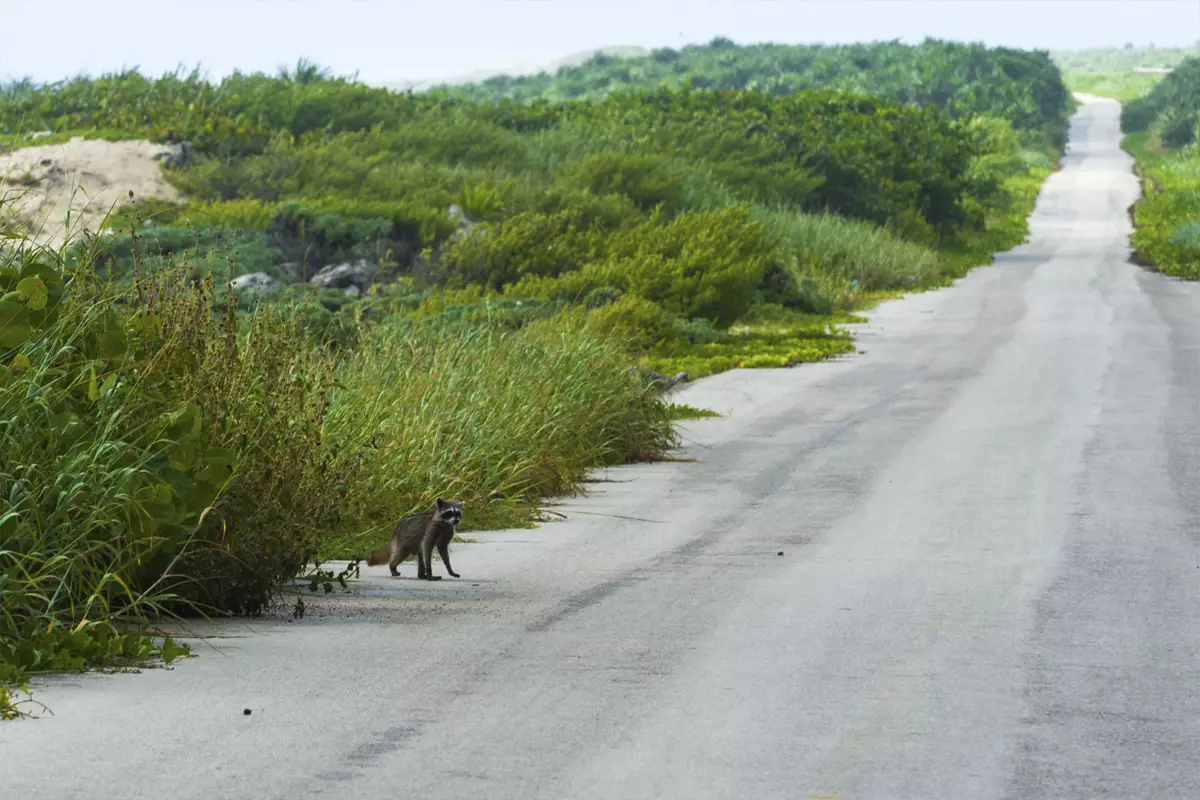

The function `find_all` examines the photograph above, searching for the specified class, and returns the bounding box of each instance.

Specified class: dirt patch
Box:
[0,137,185,247]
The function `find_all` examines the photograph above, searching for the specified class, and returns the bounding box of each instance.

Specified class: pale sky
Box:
[1,0,1197,86]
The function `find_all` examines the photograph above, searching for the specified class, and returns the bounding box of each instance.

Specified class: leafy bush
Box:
[559,151,690,213]
[441,38,1071,150]
[559,87,981,234]
[436,210,596,289]
[510,206,777,324]
[1120,57,1200,145]
[1120,61,1200,280]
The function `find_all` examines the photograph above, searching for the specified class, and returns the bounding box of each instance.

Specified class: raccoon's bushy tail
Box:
[364,544,391,566]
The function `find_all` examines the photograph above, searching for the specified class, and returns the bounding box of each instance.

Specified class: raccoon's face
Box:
[435,498,463,526]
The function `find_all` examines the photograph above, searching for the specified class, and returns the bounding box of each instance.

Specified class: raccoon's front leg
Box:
[437,541,460,578]
[419,538,442,581]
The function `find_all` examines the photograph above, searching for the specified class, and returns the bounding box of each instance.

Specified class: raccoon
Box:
[365,498,463,580]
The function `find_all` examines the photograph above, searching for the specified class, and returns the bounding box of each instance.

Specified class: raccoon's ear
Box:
[435,497,447,509]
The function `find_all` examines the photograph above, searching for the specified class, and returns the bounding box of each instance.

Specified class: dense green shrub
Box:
[441,38,1070,150]
[509,206,776,324]
[435,210,596,290]
[1126,133,1200,279]
[1119,60,1200,281]
[1121,57,1200,144]
[559,152,691,213]
[556,87,981,234]
[0,262,346,618]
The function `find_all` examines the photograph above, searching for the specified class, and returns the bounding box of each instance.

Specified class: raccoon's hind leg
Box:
[437,541,460,578]
[389,543,413,577]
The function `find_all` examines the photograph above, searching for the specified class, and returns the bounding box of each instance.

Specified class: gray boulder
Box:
[155,141,194,169]
[445,204,486,246]
[448,203,474,227]
[230,272,279,293]
[308,259,376,290]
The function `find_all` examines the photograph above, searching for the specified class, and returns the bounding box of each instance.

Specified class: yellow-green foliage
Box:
[645,304,856,380]
[1125,133,1200,278]
[435,209,597,290]
[508,206,776,325]
[584,294,679,351]
[1117,58,1200,280]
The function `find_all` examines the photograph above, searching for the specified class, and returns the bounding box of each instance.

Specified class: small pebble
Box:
[777,551,784,556]
[243,708,252,716]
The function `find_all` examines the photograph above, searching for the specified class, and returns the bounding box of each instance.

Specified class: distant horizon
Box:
[1,0,1197,87]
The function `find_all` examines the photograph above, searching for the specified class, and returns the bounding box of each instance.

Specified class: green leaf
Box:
[168,439,197,470]
[15,276,48,311]
[86,369,100,402]
[163,403,202,440]
[0,319,32,349]
[96,326,128,359]
[10,352,31,371]
[159,637,190,665]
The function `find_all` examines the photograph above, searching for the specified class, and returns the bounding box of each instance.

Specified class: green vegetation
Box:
[1,44,1065,711]
[666,403,721,421]
[440,38,1071,153]
[1121,58,1200,147]
[0,225,674,715]
[1051,43,1199,73]
[1062,72,1164,104]
[1115,57,1200,279]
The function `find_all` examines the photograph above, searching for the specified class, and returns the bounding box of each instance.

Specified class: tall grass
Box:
[2,221,678,713]
[758,208,942,294]
[321,311,676,552]
[0,283,181,632]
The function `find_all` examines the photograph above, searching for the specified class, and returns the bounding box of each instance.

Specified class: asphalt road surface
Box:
[6,98,1199,800]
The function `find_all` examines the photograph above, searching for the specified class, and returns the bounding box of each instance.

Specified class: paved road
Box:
[5,99,1199,799]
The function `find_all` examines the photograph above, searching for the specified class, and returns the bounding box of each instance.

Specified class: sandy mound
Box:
[0,137,185,247]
